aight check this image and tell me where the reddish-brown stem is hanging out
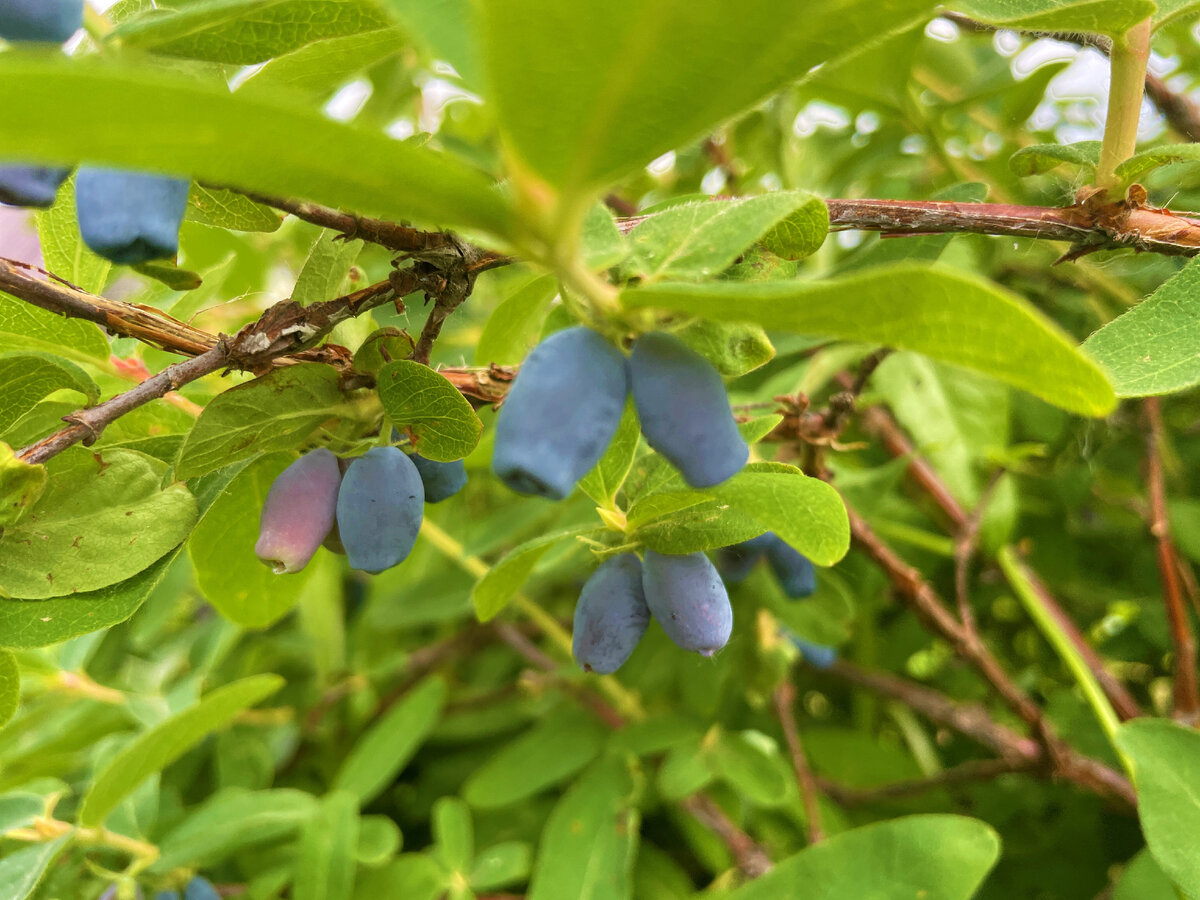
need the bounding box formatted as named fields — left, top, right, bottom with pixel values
left=680, top=794, right=773, bottom=878
left=1145, top=397, right=1200, bottom=721
left=816, top=757, right=1039, bottom=807
left=772, top=681, right=824, bottom=844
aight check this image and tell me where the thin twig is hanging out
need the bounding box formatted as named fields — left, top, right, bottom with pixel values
left=680, top=795, right=773, bottom=878
left=772, top=681, right=824, bottom=843
left=954, top=469, right=1005, bottom=635
left=1145, top=397, right=1200, bottom=721
left=816, top=757, right=1038, bottom=807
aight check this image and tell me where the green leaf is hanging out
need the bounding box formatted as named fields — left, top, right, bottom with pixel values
left=578, top=402, right=640, bottom=506
left=153, top=787, right=317, bottom=871
left=707, top=730, right=789, bottom=807
left=475, top=275, right=558, bottom=367
left=131, top=259, right=204, bottom=291
left=657, top=738, right=714, bottom=801
left=470, top=842, right=532, bottom=892
left=0, top=448, right=197, bottom=600
left=377, top=361, right=483, bottom=462
left=333, top=676, right=446, bottom=806
left=1116, top=719, right=1200, bottom=898
left=354, top=328, right=412, bottom=376
left=239, top=26, right=408, bottom=100
left=293, top=230, right=362, bottom=306
left=381, top=0, right=479, bottom=85
left=526, top=756, right=638, bottom=900
left=628, top=486, right=763, bottom=555
left=1010, top=141, right=1102, bottom=177
left=740, top=414, right=783, bottom=445
left=0, top=550, right=179, bottom=648
left=952, top=0, right=1155, bottom=34
left=463, top=709, right=607, bottom=810
left=80, top=674, right=284, bottom=826
left=470, top=526, right=597, bottom=621
left=0, top=794, right=42, bottom=833
left=433, top=796, right=474, bottom=873
left=726, top=815, right=1000, bottom=900
left=0, top=834, right=71, bottom=900
left=355, top=816, right=402, bottom=867
left=628, top=192, right=826, bottom=281
left=175, top=363, right=346, bottom=480
left=0, top=442, right=46, bottom=529
left=0, top=53, right=514, bottom=239
left=0, top=294, right=109, bottom=366
left=1154, top=0, right=1200, bottom=29
left=1117, top=144, right=1200, bottom=181
left=480, top=0, right=935, bottom=202
left=623, top=263, right=1116, bottom=417
left=674, top=320, right=775, bottom=378
left=187, top=184, right=283, bottom=233
left=582, top=204, right=630, bottom=269
left=1114, top=848, right=1184, bottom=900
left=188, top=452, right=316, bottom=628
left=354, top=854, right=444, bottom=900
left=36, top=176, right=111, bottom=295
left=1084, top=258, right=1200, bottom=397
left=114, top=0, right=392, bottom=65
left=296, top=790, right=359, bottom=900
left=0, top=650, right=18, bottom=731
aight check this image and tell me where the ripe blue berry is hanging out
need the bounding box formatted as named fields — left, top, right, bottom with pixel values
left=184, top=877, right=221, bottom=900
left=255, top=449, right=341, bottom=574
left=572, top=554, right=650, bottom=674
left=75, top=167, right=190, bottom=264
left=336, top=446, right=424, bottom=574
left=493, top=327, right=629, bottom=500
left=0, top=165, right=70, bottom=208
left=411, top=453, right=467, bottom=503
left=0, top=0, right=83, bottom=43
left=765, top=535, right=816, bottom=598
left=629, top=331, right=747, bottom=488
left=714, top=533, right=775, bottom=584
left=642, top=549, right=733, bottom=656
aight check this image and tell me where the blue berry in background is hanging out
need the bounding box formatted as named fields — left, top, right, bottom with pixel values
left=493, top=326, right=629, bottom=500
left=0, top=165, right=70, bottom=208
left=765, top=535, right=816, bottom=598
left=336, top=446, right=424, bottom=574
left=572, top=553, right=651, bottom=674
left=629, top=331, right=748, bottom=488
left=411, top=453, right=467, bottom=503
left=0, top=0, right=83, bottom=43
left=184, top=877, right=221, bottom=900
left=788, top=632, right=837, bottom=670
left=153, top=892, right=181, bottom=900
left=255, top=448, right=341, bottom=574
left=642, top=549, right=733, bottom=656
left=714, top=533, right=776, bottom=584
left=75, top=167, right=190, bottom=264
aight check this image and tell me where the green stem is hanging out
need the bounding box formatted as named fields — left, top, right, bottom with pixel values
left=997, top=546, right=1121, bottom=745
left=1096, top=19, right=1152, bottom=190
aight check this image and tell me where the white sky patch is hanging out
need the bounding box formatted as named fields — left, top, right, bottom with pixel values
left=324, top=79, right=373, bottom=122
left=793, top=101, right=851, bottom=137
left=647, top=150, right=676, bottom=176
left=925, top=17, right=958, bottom=42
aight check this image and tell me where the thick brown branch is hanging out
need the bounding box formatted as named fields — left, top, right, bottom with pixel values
left=1145, top=397, right=1200, bottom=721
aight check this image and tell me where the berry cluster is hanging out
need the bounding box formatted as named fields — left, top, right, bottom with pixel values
left=0, top=2, right=190, bottom=265
left=492, top=326, right=775, bottom=672
left=97, top=874, right=219, bottom=900
left=254, top=446, right=466, bottom=576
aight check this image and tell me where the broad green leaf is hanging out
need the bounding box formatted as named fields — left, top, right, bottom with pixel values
left=0, top=54, right=514, bottom=240
left=578, top=402, right=640, bottom=506
left=153, top=788, right=317, bottom=871
left=1117, top=144, right=1200, bottom=181
left=627, top=192, right=826, bottom=281
left=240, top=27, right=408, bottom=101
left=582, top=204, right=629, bottom=269
left=175, top=363, right=346, bottom=480
left=80, top=674, right=283, bottom=826
left=1154, top=0, right=1200, bottom=29
left=953, top=0, right=1155, bottom=34
left=354, top=854, right=444, bottom=900
left=296, top=790, right=359, bottom=900
left=1084, top=258, right=1200, bottom=397
left=333, top=676, right=446, bottom=805
left=293, top=230, right=362, bottom=306
left=1116, top=719, right=1200, bottom=897
left=480, top=0, right=935, bottom=202
left=629, top=486, right=763, bottom=555
left=623, top=263, right=1116, bottom=416
left=707, top=730, right=789, bottom=807
left=0, top=448, right=197, bottom=599
left=1010, top=141, right=1101, bottom=177
left=114, top=0, right=392, bottom=65
left=0, top=650, right=17, bottom=731
left=356, top=816, right=403, bottom=867
left=475, top=275, right=558, bottom=366
left=469, top=526, right=597, bottom=621
left=0, top=834, right=71, bottom=900
left=354, top=328, right=412, bottom=376
left=187, top=185, right=283, bottom=233
left=740, top=414, right=783, bottom=445
left=35, top=176, right=111, bottom=295
left=1114, top=849, right=1186, bottom=900
left=0, top=550, right=179, bottom=648
left=188, top=452, right=315, bottom=628
left=433, top=796, right=474, bottom=873
left=382, top=0, right=480, bottom=85
left=657, top=738, right=714, bottom=801
left=377, top=360, right=483, bottom=462
left=0, top=442, right=46, bottom=529
left=675, top=320, right=775, bottom=378
left=526, top=755, right=638, bottom=900
left=727, top=815, right=1000, bottom=900
left=0, top=294, right=109, bottom=366
left=463, top=709, right=607, bottom=810
left=470, top=842, right=532, bottom=892
left=0, top=794, right=42, bottom=833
